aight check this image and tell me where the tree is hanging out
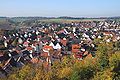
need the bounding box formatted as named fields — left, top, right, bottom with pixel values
left=109, top=51, right=120, bottom=80
left=96, top=43, right=109, bottom=70
left=114, top=40, right=120, bottom=50
left=8, top=64, right=35, bottom=80
left=93, top=69, right=113, bottom=80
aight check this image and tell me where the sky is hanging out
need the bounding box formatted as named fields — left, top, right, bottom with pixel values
left=0, top=0, right=120, bottom=17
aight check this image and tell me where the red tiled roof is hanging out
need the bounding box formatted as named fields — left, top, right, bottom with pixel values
left=41, top=52, right=49, bottom=57
left=27, top=47, right=33, bottom=51
left=60, top=39, right=67, bottom=46
left=72, top=44, right=81, bottom=53
left=23, top=42, right=29, bottom=45
left=43, top=45, right=53, bottom=50
left=83, top=51, right=88, bottom=56
left=31, top=58, right=39, bottom=63
left=57, top=30, right=64, bottom=34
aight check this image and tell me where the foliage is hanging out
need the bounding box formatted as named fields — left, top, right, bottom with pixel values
left=1, top=40, right=120, bottom=80
left=109, top=51, right=120, bottom=80
left=114, top=41, right=120, bottom=50
left=93, top=69, right=113, bottom=80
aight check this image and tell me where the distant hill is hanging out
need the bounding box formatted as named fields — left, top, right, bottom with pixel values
left=0, top=16, right=120, bottom=21
left=0, top=18, right=14, bottom=30
left=0, top=16, right=120, bottom=24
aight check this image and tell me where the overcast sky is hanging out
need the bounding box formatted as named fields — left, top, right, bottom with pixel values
left=0, top=0, right=120, bottom=17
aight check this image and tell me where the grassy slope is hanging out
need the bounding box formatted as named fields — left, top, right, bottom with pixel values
left=40, top=18, right=106, bottom=23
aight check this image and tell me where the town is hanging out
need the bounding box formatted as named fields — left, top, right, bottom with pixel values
left=0, top=17, right=120, bottom=80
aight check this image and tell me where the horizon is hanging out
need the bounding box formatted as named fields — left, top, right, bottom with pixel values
left=0, top=0, right=120, bottom=17
left=0, top=15, right=120, bottom=18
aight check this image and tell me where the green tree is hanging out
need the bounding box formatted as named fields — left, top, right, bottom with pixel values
left=109, top=51, right=120, bottom=80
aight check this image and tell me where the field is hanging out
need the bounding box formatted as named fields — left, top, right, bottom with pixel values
left=40, top=18, right=106, bottom=23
